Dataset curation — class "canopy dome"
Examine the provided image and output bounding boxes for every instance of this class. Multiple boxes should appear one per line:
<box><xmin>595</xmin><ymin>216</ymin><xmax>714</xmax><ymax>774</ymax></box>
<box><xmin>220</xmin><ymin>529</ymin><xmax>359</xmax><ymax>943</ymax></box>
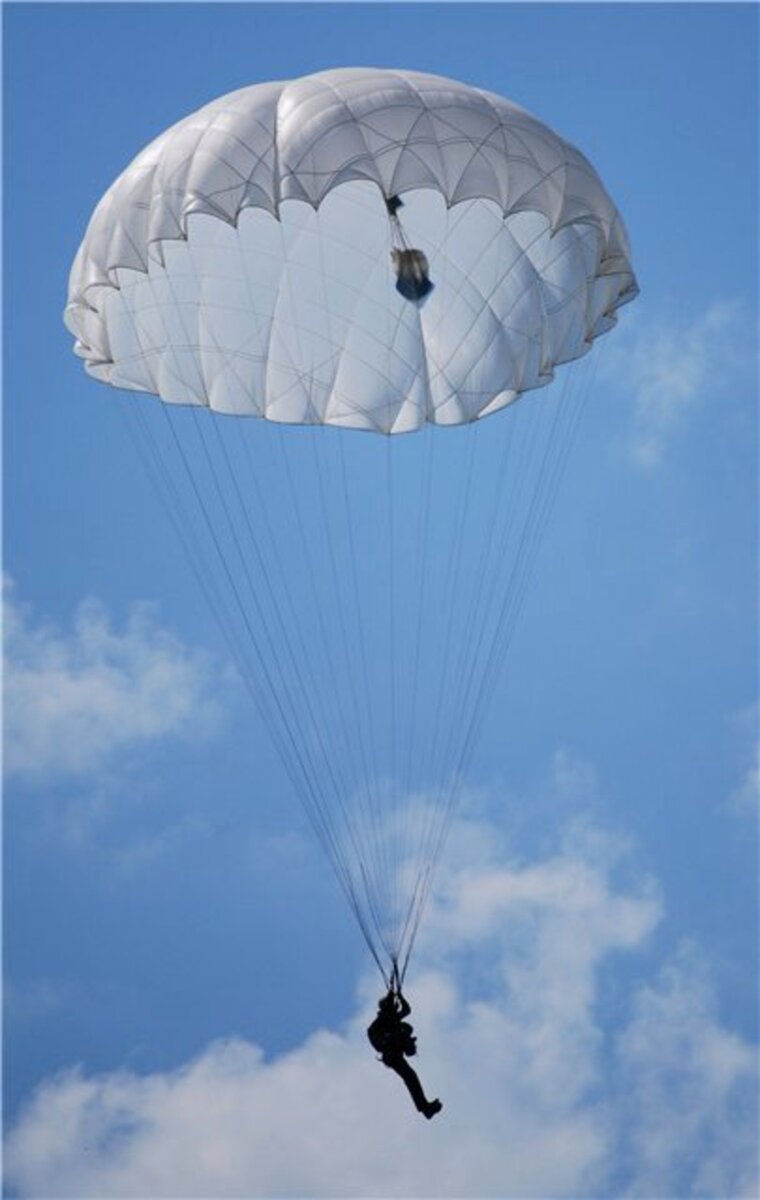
<box><xmin>65</xmin><ymin>67</ymin><xmax>638</xmax><ymax>432</ymax></box>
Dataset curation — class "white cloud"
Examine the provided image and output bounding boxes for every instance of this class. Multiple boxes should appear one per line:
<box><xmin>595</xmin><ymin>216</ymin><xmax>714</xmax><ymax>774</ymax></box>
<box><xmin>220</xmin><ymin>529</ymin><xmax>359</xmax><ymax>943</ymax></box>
<box><xmin>725</xmin><ymin>704</ymin><xmax>759</xmax><ymax>819</ymax></box>
<box><xmin>731</xmin><ymin>757</ymin><xmax>759</xmax><ymax>818</ymax></box>
<box><xmin>604</xmin><ymin>301</ymin><xmax>746</xmax><ymax>469</ymax></box>
<box><xmin>3</xmin><ymin>581</ymin><xmax>223</xmax><ymax>784</ymax></box>
<box><xmin>3</xmin><ymin>978</ymin><xmax>73</xmax><ymax>1024</ymax></box>
<box><xmin>617</xmin><ymin>944</ymin><xmax>758</xmax><ymax>1199</ymax></box>
<box><xmin>4</xmin><ymin>809</ymin><xmax>757</xmax><ymax>1199</ymax></box>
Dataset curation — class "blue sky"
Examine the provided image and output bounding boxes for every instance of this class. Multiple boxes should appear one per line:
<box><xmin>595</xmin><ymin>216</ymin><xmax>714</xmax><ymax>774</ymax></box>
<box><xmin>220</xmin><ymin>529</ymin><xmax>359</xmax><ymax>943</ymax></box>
<box><xmin>3</xmin><ymin>4</ymin><xmax>758</xmax><ymax>1197</ymax></box>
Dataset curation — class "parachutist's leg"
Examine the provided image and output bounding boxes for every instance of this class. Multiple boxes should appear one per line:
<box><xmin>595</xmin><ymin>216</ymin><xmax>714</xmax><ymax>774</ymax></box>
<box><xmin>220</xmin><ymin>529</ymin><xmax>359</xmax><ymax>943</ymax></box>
<box><xmin>383</xmin><ymin>1053</ymin><xmax>441</xmax><ymax>1117</ymax></box>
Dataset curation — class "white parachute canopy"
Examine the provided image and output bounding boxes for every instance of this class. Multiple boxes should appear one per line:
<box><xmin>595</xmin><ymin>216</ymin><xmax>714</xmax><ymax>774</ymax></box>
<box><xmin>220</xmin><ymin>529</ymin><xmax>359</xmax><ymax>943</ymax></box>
<box><xmin>65</xmin><ymin>68</ymin><xmax>637</xmax><ymax>982</ymax></box>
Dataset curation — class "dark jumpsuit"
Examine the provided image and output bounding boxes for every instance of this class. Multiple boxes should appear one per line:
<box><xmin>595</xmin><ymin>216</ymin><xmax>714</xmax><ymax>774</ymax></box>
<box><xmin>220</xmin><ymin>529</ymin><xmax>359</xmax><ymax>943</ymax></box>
<box><xmin>367</xmin><ymin>990</ymin><xmax>442</xmax><ymax>1118</ymax></box>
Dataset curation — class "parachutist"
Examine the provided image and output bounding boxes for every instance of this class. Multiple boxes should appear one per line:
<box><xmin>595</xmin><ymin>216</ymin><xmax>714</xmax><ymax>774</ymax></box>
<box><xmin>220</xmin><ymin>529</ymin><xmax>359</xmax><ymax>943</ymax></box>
<box><xmin>367</xmin><ymin>987</ymin><xmax>442</xmax><ymax>1119</ymax></box>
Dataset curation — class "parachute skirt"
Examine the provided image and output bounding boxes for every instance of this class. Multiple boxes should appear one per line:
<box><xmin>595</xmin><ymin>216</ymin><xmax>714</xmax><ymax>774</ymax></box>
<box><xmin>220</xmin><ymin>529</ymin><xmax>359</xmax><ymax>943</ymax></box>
<box><xmin>66</xmin><ymin>183</ymin><xmax>633</xmax><ymax>436</ymax></box>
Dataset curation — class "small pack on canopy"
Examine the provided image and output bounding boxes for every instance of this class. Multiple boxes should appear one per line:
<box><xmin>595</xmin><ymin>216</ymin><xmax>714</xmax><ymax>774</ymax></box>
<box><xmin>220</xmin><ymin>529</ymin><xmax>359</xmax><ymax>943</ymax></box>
<box><xmin>391</xmin><ymin>247</ymin><xmax>434</xmax><ymax>302</ymax></box>
<box><xmin>385</xmin><ymin>193</ymin><xmax>434</xmax><ymax>303</ymax></box>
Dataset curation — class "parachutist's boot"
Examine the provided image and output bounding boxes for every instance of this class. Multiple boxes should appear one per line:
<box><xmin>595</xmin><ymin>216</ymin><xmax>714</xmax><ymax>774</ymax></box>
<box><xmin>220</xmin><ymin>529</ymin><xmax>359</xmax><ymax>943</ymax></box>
<box><xmin>423</xmin><ymin>1099</ymin><xmax>442</xmax><ymax>1119</ymax></box>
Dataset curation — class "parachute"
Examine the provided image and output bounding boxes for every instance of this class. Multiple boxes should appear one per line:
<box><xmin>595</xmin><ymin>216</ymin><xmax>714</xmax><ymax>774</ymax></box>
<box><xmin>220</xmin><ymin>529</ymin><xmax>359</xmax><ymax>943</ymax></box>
<box><xmin>65</xmin><ymin>68</ymin><xmax>638</xmax><ymax>986</ymax></box>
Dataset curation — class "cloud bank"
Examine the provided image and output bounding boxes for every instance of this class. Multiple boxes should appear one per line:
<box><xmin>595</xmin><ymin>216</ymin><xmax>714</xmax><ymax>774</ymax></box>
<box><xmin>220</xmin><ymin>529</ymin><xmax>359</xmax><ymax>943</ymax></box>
<box><xmin>4</xmin><ymin>814</ymin><xmax>757</xmax><ymax>1199</ymax></box>
<box><xmin>3</xmin><ymin>581</ymin><xmax>222</xmax><ymax>783</ymax></box>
